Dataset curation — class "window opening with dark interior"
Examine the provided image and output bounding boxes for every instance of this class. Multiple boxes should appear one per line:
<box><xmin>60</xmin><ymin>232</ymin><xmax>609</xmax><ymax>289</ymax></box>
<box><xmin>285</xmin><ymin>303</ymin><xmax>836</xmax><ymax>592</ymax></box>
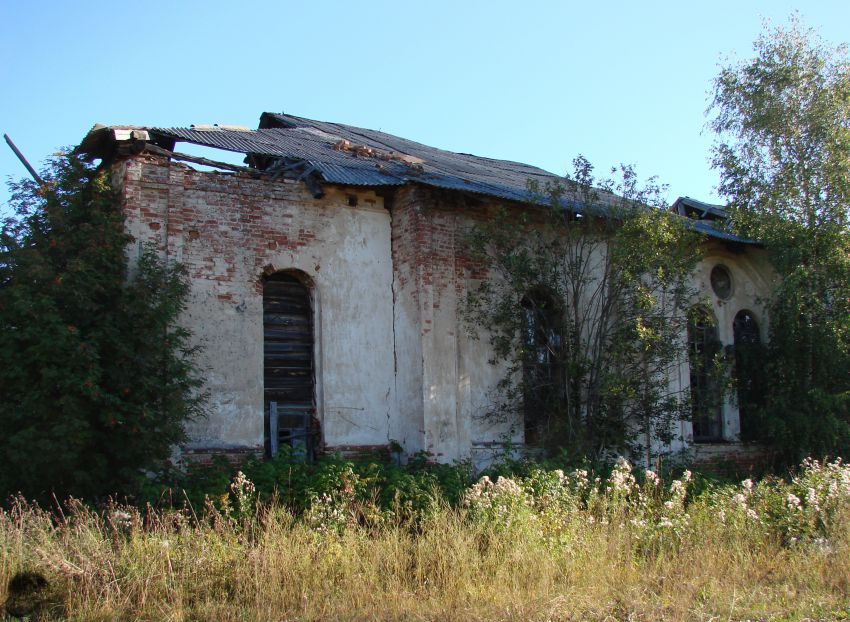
<box><xmin>263</xmin><ymin>272</ymin><xmax>316</xmax><ymax>460</ymax></box>
<box><xmin>733</xmin><ymin>309</ymin><xmax>763</xmax><ymax>440</ymax></box>
<box><xmin>687</xmin><ymin>306</ymin><xmax>723</xmax><ymax>442</ymax></box>
<box><xmin>521</xmin><ymin>291</ymin><xmax>564</xmax><ymax>446</ymax></box>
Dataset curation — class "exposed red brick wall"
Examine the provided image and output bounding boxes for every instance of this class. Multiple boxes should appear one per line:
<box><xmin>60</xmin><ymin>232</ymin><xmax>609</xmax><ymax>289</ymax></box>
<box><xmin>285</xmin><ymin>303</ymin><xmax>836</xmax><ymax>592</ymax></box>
<box><xmin>389</xmin><ymin>185</ymin><xmax>426</xmax><ymax>300</ymax></box>
<box><xmin>117</xmin><ymin>153</ymin><xmax>339</xmax><ymax>299</ymax></box>
<box><xmin>390</xmin><ymin>184</ymin><xmax>492</xmax><ymax>310</ymax></box>
<box><xmin>693</xmin><ymin>443</ymin><xmax>776</xmax><ymax>479</ymax></box>
<box><xmin>181</xmin><ymin>444</ymin><xmax>393</xmax><ymax>467</ymax></box>
<box><xmin>322</xmin><ymin>444</ymin><xmax>393</xmax><ymax>461</ymax></box>
<box><xmin>181</xmin><ymin>447</ymin><xmax>263</xmax><ymax>466</ymax></box>
<box><xmin>120</xmin><ymin>158</ymin><xmax>496</xmax><ymax>328</ymax></box>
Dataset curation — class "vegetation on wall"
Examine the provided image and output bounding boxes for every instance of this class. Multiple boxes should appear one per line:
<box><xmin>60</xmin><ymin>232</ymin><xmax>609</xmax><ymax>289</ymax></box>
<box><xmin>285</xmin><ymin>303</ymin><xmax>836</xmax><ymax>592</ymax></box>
<box><xmin>0</xmin><ymin>153</ymin><xmax>205</xmax><ymax>501</ymax></box>
<box><xmin>464</xmin><ymin>157</ymin><xmax>704</xmax><ymax>465</ymax></box>
<box><xmin>710</xmin><ymin>18</ymin><xmax>850</xmax><ymax>460</ymax></box>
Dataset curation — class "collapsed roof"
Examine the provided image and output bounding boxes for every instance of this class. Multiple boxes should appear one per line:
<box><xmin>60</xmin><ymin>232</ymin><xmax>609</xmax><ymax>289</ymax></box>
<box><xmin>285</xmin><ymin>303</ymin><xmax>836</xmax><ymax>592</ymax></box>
<box><xmin>78</xmin><ymin>112</ymin><xmax>754</xmax><ymax>244</ymax></box>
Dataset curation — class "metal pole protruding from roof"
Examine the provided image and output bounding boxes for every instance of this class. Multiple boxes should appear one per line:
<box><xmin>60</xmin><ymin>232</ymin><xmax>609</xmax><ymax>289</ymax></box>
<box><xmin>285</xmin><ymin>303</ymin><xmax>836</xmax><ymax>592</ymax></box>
<box><xmin>4</xmin><ymin>134</ymin><xmax>45</xmax><ymax>187</ymax></box>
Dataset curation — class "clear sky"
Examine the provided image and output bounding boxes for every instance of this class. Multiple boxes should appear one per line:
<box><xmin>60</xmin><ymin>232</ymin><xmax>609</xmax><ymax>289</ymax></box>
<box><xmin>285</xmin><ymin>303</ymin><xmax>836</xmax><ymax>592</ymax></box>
<box><xmin>2</xmin><ymin>1</ymin><xmax>848</xmax><ymax>216</ymax></box>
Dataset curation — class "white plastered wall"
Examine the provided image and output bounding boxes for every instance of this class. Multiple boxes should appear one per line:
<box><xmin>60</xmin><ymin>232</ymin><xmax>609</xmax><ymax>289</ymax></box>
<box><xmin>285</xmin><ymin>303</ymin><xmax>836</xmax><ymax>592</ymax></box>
<box><xmin>119</xmin><ymin>157</ymin><xmax>402</xmax><ymax>453</ymax></box>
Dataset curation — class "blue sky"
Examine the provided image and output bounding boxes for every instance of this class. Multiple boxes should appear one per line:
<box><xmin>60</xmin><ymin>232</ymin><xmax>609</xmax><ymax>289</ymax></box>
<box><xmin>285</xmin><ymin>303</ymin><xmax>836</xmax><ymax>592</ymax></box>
<box><xmin>2</xmin><ymin>1</ymin><xmax>848</xmax><ymax>216</ymax></box>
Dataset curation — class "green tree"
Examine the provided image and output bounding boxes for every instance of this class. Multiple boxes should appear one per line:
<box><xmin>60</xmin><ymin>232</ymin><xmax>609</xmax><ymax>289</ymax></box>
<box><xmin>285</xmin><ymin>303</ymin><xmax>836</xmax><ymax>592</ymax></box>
<box><xmin>0</xmin><ymin>153</ymin><xmax>205</xmax><ymax>501</ymax></box>
<box><xmin>464</xmin><ymin>157</ymin><xmax>702</xmax><ymax>465</ymax></box>
<box><xmin>710</xmin><ymin>18</ymin><xmax>850</xmax><ymax>459</ymax></box>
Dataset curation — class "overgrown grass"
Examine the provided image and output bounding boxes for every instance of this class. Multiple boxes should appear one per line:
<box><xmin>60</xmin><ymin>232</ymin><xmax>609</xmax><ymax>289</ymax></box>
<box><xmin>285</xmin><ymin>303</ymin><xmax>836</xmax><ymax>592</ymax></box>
<box><xmin>2</xmin><ymin>458</ymin><xmax>849</xmax><ymax>621</ymax></box>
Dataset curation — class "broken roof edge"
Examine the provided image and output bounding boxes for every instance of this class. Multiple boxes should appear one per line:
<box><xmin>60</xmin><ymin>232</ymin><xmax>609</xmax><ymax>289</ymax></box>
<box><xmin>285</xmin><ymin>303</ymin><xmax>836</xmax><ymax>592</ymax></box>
<box><xmin>76</xmin><ymin>124</ymin><xmax>151</xmax><ymax>160</ymax></box>
<box><xmin>670</xmin><ymin>196</ymin><xmax>758</xmax><ymax>246</ymax></box>
<box><xmin>76</xmin><ymin>118</ymin><xmax>758</xmax><ymax>246</ymax></box>
<box><xmin>673</xmin><ymin>195</ymin><xmax>729</xmax><ymax>219</ymax></box>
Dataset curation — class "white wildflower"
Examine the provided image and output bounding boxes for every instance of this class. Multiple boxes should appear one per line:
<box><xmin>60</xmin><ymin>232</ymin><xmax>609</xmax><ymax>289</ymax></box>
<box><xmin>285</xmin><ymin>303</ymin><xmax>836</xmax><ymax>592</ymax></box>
<box><xmin>827</xmin><ymin>481</ymin><xmax>839</xmax><ymax>500</ymax></box>
<box><xmin>802</xmin><ymin>457</ymin><xmax>821</xmax><ymax>472</ymax></box>
<box><xmin>112</xmin><ymin>510</ymin><xmax>131</xmax><ymax>522</ymax></box>
<box><xmin>494</xmin><ymin>476</ymin><xmax>522</xmax><ymax>496</ymax></box>
<box><xmin>111</xmin><ymin>510</ymin><xmax>133</xmax><ymax>531</ymax></box>
<box><xmin>806</xmin><ymin>487</ymin><xmax>819</xmax><ymax>510</ymax></box>
<box><xmin>608</xmin><ymin>459</ymin><xmax>636</xmax><ymax>493</ymax></box>
<box><xmin>616</xmin><ymin>457</ymin><xmax>633</xmax><ymax>472</ymax></box>
<box><xmin>572</xmin><ymin>469</ymin><xmax>589</xmax><ymax>490</ymax></box>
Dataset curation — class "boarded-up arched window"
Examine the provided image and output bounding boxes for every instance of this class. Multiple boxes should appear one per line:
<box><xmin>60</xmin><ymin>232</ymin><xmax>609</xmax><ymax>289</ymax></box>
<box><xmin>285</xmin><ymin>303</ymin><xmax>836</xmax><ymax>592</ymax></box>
<box><xmin>687</xmin><ymin>307</ymin><xmax>723</xmax><ymax>442</ymax></box>
<box><xmin>263</xmin><ymin>273</ymin><xmax>315</xmax><ymax>458</ymax></box>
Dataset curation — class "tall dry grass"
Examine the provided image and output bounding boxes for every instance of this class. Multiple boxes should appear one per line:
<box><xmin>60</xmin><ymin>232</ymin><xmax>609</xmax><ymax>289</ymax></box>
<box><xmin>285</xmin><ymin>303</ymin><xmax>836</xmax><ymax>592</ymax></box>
<box><xmin>2</xmin><ymin>460</ymin><xmax>849</xmax><ymax>621</ymax></box>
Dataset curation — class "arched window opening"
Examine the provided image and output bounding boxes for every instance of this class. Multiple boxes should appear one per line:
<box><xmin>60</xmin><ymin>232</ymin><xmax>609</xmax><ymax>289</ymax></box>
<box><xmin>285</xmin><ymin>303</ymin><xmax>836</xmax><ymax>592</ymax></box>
<box><xmin>733</xmin><ymin>310</ymin><xmax>763</xmax><ymax>440</ymax></box>
<box><xmin>263</xmin><ymin>272</ymin><xmax>316</xmax><ymax>459</ymax></box>
<box><xmin>687</xmin><ymin>307</ymin><xmax>723</xmax><ymax>442</ymax></box>
<box><xmin>521</xmin><ymin>291</ymin><xmax>564</xmax><ymax>446</ymax></box>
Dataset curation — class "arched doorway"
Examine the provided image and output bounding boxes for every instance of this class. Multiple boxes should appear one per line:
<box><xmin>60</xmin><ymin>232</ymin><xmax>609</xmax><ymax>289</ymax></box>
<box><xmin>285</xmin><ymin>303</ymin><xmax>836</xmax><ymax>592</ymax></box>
<box><xmin>263</xmin><ymin>272</ymin><xmax>316</xmax><ymax>458</ymax></box>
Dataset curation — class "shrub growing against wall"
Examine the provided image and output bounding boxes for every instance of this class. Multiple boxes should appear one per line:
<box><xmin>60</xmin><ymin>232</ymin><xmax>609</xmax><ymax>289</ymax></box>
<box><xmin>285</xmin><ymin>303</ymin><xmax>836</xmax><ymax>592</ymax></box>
<box><xmin>464</xmin><ymin>157</ymin><xmax>703</xmax><ymax>464</ymax></box>
<box><xmin>0</xmin><ymin>153</ymin><xmax>205</xmax><ymax>501</ymax></box>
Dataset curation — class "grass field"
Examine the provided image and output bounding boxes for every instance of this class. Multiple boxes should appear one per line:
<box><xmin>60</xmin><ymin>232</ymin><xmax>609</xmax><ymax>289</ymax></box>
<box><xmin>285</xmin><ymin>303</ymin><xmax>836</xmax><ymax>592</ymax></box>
<box><xmin>2</xmin><ymin>458</ymin><xmax>849</xmax><ymax>621</ymax></box>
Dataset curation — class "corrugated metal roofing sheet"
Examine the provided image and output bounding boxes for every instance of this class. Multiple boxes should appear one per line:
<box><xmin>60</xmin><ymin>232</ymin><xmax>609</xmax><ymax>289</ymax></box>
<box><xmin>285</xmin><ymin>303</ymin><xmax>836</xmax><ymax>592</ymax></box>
<box><xmin>146</xmin><ymin>113</ymin><xmax>755</xmax><ymax>245</ymax></box>
<box><xmin>151</xmin><ymin>120</ymin><xmax>550</xmax><ymax>203</ymax></box>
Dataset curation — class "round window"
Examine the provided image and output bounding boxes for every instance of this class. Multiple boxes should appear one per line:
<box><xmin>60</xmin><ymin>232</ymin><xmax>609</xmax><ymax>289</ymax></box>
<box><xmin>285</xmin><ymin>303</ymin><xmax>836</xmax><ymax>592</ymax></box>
<box><xmin>710</xmin><ymin>265</ymin><xmax>732</xmax><ymax>299</ymax></box>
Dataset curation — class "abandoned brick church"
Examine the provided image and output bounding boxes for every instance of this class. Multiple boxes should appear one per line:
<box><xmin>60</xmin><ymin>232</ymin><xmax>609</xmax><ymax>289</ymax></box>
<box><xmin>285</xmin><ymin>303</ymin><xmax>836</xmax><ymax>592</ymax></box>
<box><xmin>79</xmin><ymin>112</ymin><xmax>774</xmax><ymax>467</ymax></box>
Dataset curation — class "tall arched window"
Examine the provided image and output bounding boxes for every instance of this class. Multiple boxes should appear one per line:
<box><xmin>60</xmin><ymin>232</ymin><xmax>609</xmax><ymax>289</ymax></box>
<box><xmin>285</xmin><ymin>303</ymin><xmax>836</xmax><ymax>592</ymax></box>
<box><xmin>521</xmin><ymin>290</ymin><xmax>564</xmax><ymax>446</ymax></box>
<box><xmin>263</xmin><ymin>272</ymin><xmax>316</xmax><ymax>458</ymax></box>
<box><xmin>687</xmin><ymin>307</ymin><xmax>723</xmax><ymax>442</ymax></box>
<box><xmin>733</xmin><ymin>310</ymin><xmax>762</xmax><ymax>440</ymax></box>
